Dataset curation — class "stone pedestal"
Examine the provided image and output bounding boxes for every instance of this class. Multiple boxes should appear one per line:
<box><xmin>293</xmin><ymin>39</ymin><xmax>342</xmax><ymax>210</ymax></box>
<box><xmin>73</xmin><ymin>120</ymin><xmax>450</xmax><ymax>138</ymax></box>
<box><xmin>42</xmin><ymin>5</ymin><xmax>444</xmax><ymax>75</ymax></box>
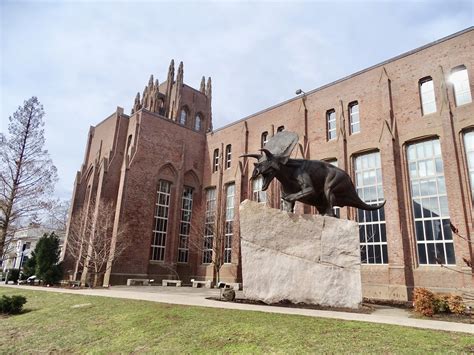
<box><xmin>240</xmin><ymin>200</ymin><xmax>362</xmax><ymax>309</ymax></box>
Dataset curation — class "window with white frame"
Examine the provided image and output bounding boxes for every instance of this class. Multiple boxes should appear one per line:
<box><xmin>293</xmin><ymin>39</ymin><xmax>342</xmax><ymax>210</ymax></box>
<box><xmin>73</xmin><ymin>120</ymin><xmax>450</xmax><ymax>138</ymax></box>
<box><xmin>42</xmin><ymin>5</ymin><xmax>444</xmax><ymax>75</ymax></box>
<box><xmin>178</xmin><ymin>186</ymin><xmax>193</xmax><ymax>263</ymax></box>
<box><xmin>419</xmin><ymin>77</ymin><xmax>437</xmax><ymax>115</ymax></box>
<box><xmin>261</xmin><ymin>132</ymin><xmax>268</xmax><ymax>147</ymax></box>
<box><xmin>463</xmin><ymin>130</ymin><xmax>474</xmax><ymax>202</ymax></box>
<box><xmin>202</xmin><ymin>188</ymin><xmax>216</xmax><ymax>264</ymax></box>
<box><xmin>194</xmin><ymin>114</ymin><xmax>202</xmax><ymax>131</ymax></box>
<box><xmin>225</xmin><ymin>144</ymin><xmax>232</xmax><ymax>169</ymax></box>
<box><xmin>450</xmin><ymin>66</ymin><xmax>472</xmax><ymax>106</ymax></box>
<box><xmin>327</xmin><ymin>109</ymin><xmax>336</xmax><ymax>141</ymax></box>
<box><xmin>252</xmin><ymin>176</ymin><xmax>267</xmax><ymax>203</ymax></box>
<box><xmin>355</xmin><ymin>152</ymin><xmax>387</xmax><ymax>264</ymax></box>
<box><xmin>407</xmin><ymin>139</ymin><xmax>455</xmax><ymax>265</ymax></box>
<box><xmin>327</xmin><ymin>159</ymin><xmax>340</xmax><ymax>218</ymax></box>
<box><xmin>349</xmin><ymin>102</ymin><xmax>360</xmax><ymax>134</ymax></box>
<box><xmin>179</xmin><ymin>108</ymin><xmax>188</xmax><ymax>125</ymax></box>
<box><xmin>213</xmin><ymin>149</ymin><xmax>219</xmax><ymax>173</ymax></box>
<box><xmin>224</xmin><ymin>184</ymin><xmax>235</xmax><ymax>264</ymax></box>
<box><xmin>151</xmin><ymin>180</ymin><xmax>171</xmax><ymax>261</ymax></box>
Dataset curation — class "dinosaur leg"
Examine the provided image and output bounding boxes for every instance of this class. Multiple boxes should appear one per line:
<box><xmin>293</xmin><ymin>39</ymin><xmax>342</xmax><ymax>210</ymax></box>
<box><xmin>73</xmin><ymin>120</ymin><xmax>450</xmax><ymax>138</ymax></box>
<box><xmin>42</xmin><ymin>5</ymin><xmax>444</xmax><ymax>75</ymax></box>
<box><xmin>281</xmin><ymin>199</ymin><xmax>295</xmax><ymax>213</ymax></box>
<box><xmin>284</xmin><ymin>172</ymin><xmax>314</xmax><ymax>202</ymax></box>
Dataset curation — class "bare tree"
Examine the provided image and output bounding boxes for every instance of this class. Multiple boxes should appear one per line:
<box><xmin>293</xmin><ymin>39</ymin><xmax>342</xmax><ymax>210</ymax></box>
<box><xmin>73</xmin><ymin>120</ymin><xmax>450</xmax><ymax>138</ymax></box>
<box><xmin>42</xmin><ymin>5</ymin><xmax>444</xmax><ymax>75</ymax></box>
<box><xmin>67</xmin><ymin>199</ymin><xmax>129</xmax><ymax>287</ymax></box>
<box><xmin>0</xmin><ymin>97</ymin><xmax>58</xmax><ymax>259</ymax></box>
<box><xmin>44</xmin><ymin>199</ymin><xmax>70</xmax><ymax>231</ymax></box>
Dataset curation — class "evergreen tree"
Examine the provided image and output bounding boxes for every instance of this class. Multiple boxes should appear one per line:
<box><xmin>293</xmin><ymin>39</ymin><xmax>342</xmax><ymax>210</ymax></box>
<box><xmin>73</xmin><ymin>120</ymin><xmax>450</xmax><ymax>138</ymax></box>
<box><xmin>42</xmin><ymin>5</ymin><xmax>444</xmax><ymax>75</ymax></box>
<box><xmin>34</xmin><ymin>232</ymin><xmax>62</xmax><ymax>284</ymax></box>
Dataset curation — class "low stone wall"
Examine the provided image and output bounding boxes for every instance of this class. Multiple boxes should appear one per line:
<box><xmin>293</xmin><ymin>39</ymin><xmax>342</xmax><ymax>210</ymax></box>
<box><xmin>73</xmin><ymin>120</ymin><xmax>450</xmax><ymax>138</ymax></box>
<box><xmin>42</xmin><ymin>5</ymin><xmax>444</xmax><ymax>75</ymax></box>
<box><xmin>240</xmin><ymin>200</ymin><xmax>362</xmax><ymax>309</ymax></box>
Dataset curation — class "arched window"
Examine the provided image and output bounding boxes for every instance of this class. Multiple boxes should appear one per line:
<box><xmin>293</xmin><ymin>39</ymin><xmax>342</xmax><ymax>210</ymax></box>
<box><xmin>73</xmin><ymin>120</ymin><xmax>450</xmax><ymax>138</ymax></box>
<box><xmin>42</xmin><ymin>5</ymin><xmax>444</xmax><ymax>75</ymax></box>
<box><xmin>277</xmin><ymin>126</ymin><xmax>285</xmax><ymax>133</ymax></box>
<box><xmin>419</xmin><ymin>77</ymin><xmax>437</xmax><ymax>115</ymax></box>
<box><xmin>225</xmin><ymin>144</ymin><xmax>232</xmax><ymax>169</ymax></box>
<box><xmin>213</xmin><ymin>149</ymin><xmax>219</xmax><ymax>172</ymax></box>
<box><xmin>151</xmin><ymin>180</ymin><xmax>171</xmax><ymax>261</ymax></box>
<box><xmin>450</xmin><ymin>65</ymin><xmax>472</xmax><ymax>106</ymax></box>
<box><xmin>179</xmin><ymin>107</ymin><xmax>188</xmax><ymax>125</ymax></box>
<box><xmin>349</xmin><ymin>102</ymin><xmax>360</xmax><ymax>134</ymax></box>
<box><xmin>194</xmin><ymin>114</ymin><xmax>202</xmax><ymax>131</ymax></box>
<box><xmin>261</xmin><ymin>131</ymin><xmax>268</xmax><ymax>148</ymax></box>
<box><xmin>326</xmin><ymin>109</ymin><xmax>336</xmax><ymax>141</ymax></box>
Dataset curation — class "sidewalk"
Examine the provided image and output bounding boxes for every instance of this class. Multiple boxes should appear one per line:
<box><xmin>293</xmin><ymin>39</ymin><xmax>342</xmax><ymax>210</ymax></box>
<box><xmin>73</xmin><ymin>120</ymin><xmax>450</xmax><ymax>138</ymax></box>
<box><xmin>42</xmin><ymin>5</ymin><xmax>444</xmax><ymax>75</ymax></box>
<box><xmin>2</xmin><ymin>284</ymin><xmax>473</xmax><ymax>335</ymax></box>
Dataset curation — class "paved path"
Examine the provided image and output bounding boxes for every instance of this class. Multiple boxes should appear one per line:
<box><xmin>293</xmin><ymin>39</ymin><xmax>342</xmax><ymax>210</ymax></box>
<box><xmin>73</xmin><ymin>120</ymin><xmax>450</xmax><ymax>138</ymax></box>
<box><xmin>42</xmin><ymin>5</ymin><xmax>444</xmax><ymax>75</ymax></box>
<box><xmin>2</xmin><ymin>284</ymin><xmax>473</xmax><ymax>334</ymax></box>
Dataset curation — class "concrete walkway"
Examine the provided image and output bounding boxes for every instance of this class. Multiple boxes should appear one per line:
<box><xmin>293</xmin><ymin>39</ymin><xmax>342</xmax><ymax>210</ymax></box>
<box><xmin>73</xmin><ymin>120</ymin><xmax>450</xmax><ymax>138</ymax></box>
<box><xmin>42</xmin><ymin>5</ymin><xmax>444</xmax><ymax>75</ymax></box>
<box><xmin>2</xmin><ymin>284</ymin><xmax>473</xmax><ymax>335</ymax></box>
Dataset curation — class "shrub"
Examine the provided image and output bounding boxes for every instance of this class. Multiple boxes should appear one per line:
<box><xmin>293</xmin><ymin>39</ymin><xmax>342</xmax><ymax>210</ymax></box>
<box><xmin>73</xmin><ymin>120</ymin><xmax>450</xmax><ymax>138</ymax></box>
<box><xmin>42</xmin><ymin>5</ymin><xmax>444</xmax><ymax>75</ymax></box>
<box><xmin>34</xmin><ymin>233</ymin><xmax>63</xmax><ymax>285</ymax></box>
<box><xmin>413</xmin><ymin>288</ymin><xmax>435</xmax><ymax>317</ymax></box>
<box><xmin>447</xmin><ymin>295</ymin><xmax>465</xmax><ymax>315</ymax></box>
<box><xmin>433</xmin><ymin>294</ymin><xmax>450</xmax><ymax>313</ymax></box>
<box><xmin>0</xmin><ymin>295</ymin><xmax>27</xmax><ymax>314</ymax></box>
<box><xmin>6</xmin><ymin>269</ymin><xmax>20</xmax><ymax>284</ymax></box>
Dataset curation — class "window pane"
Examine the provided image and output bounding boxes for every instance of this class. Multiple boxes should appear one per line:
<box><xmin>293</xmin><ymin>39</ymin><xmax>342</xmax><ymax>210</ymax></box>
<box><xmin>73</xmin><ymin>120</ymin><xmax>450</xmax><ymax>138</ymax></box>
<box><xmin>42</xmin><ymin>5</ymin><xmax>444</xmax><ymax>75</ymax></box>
<box><xmin>464</xmin><ymin>131</ymin><xmax>474</xmax><ymax>202</ymax></box>
<box><xmin>354</xmin><ymin>151</ymin><xmax>387</xmax><ymax>264</ymax></box>
<box><xmin>450</xmin><ymin>67</ymin><xmax>472</xmax><ymax>106</ymax></box>
<box><xmin>420</xmin><ymin>79</ymin><xmax>437</xmax><ymax>115</ymax></box>
<box><xmin>407</xmin><ymin>139</ymin><xmax>455</xmax><ymax>265</ymax></box>
<box><xmin>151</xmin><ymin>180</ymin><xmax>171</xmax><ymax>261</ymax></box>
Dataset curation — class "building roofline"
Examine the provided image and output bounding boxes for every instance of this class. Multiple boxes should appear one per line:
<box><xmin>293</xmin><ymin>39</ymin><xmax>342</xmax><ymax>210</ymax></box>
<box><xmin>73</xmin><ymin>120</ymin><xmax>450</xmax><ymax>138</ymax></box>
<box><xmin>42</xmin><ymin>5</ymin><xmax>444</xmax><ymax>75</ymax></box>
<box><xmin>212</xmin><ymin>26</ymin><xmax>473</xmax><ymax>134</ymax></box>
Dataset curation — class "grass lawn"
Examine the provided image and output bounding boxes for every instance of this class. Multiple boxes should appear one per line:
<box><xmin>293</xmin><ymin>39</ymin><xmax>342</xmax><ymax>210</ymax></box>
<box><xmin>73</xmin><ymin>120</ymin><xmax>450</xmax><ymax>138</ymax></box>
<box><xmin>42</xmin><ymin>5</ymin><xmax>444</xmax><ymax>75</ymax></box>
<box><xmin>1</xmin><ymin>287</ymin><xmax>473</xmax><ymax>353</ymax></box>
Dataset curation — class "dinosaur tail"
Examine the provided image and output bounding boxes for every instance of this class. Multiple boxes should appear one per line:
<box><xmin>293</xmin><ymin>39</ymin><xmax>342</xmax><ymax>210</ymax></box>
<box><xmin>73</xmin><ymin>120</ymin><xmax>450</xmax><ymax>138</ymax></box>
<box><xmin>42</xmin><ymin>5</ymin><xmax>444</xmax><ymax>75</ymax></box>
<box><xmin>344</xmin><ymin>190</ymin><xmax>386</xmax><ymax>211</ymax></box>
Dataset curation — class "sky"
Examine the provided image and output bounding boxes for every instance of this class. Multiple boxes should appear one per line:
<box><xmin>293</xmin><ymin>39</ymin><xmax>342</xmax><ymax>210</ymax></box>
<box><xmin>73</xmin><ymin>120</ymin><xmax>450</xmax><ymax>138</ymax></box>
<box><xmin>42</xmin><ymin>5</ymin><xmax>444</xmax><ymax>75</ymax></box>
<box><xmin>1</xmin><ymin>0</ymin><xmax>473</xmax><ymax>200</ymax></box>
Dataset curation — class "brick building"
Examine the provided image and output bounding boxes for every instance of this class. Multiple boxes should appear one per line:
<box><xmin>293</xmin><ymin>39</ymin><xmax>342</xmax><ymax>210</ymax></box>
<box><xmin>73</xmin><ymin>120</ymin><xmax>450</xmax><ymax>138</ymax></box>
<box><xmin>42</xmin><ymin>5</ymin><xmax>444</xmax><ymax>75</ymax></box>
<box><xmin>63</xmin><ymin>28</ymin><xmax>474</xmax><ymax>300</ymax></box>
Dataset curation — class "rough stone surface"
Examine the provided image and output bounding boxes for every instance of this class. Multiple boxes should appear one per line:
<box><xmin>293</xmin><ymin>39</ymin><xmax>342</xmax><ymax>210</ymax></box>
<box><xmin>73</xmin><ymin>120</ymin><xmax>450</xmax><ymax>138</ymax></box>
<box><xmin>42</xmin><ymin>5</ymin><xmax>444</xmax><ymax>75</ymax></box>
<box><xmin>240</xmin><ymin>200</ymin><xmax>362</xmax><ymax>309</ymax></box>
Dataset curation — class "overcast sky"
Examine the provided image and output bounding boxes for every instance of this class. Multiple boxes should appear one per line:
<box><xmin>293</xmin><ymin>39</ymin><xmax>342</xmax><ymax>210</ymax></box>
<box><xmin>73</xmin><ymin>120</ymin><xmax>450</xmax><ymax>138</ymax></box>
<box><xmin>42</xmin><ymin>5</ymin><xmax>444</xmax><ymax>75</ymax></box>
<box><xmin>1</xmin><ymin>0</ymin><xmax>473</xmax><ymax>200</ymax></box>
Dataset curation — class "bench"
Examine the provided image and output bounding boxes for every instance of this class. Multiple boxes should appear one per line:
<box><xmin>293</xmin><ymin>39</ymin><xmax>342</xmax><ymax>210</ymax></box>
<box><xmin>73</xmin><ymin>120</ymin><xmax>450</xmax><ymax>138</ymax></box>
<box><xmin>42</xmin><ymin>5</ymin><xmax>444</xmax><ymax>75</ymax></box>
<box><xmin>192</xmin><ymin>280</ymin><xmax>212</xmax><ymax>288</ymax></box>
<box><xmin>162</xmin><ymin>279</ymin><xmax>182</xmax><ymax>287</ymax></box>
<box><xmin>126</xmin><ymin>278</ymin><xmax>149</xmax><ymax>286</ymax></box>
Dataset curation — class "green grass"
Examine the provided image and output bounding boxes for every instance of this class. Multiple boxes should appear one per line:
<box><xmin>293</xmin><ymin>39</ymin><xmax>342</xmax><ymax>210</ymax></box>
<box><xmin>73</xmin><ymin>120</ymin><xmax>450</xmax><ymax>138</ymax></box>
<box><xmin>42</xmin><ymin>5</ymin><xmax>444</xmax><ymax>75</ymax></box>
<box><xmin>0</xmin><ymin>287</ymin><xmax>473</xmax><ymax>353</ymax></box>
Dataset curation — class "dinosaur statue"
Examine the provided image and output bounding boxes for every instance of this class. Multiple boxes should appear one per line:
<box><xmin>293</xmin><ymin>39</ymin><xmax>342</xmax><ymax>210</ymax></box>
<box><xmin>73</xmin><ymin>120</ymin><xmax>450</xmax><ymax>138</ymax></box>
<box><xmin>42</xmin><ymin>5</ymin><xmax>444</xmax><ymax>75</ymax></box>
<box><xmin>241</xmin><ymin>131</ymin><xmax>385</xmax><ymax>216</ymax></box>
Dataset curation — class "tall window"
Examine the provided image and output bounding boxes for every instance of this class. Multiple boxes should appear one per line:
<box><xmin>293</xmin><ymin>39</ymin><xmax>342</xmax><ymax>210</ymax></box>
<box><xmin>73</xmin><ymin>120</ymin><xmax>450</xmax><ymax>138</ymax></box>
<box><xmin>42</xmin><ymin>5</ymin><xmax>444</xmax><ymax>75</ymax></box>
<box><xmin>179</xmin><ymin>108</ymin><xmax>188</xmax><ymax>125</ymax></box>
<box><xmin>213</xmin><ymin>149</ymin><xmax>219</xmax><ymax>173</ymax></box>
<box><xmin>194</xmin><ymin>114</ymin><xmax>202</xmax><ymax>131</ymax></box>
<box><xmin>407</xmin><ymin>139</ymin><xmax>455</xmax><ymax>265</ymax></box>
<box><xmin>252</xmin><ymin>176</ymin><xmax>267</xmax><ymax>203</ymax></box>
<box><xmin>450</xmin><ymin>66</ymin><xmax>472</xmax><ymax>106</ymax></box>
<box><xmin>355</xmin><ymin>152</ymin><xmax>387</xmax><ymax>264</ymax></box>
<box><xmin>277</xmin><ymin>125</ymin><xmax>285</xmax><ymax>132</ymax></box>
<box><xmin>349</xmin><ymin>102</ymin><xmax>360</xmax><ymax>134</ymax></box>
<box><xmin>261</xmin><ymin>132</ymin><xmax>268</xmax><ymax>147</ymax></box>
<box><xmin>464</xmin><ymin>131</ymin><xmax>474</xmax><ymax>201</ymax></box>
<box><xmin>225</xmin><ymin>144</ymin><xmax>232</xmax><ymax>169</ymax></box>
<box><xmin>151</xmin><ymin>180</ymin><xmax>171</xmax><ymax>261</ymax></box>
<box><xmin>224</xmin><ymin>184</ymin><xmax>235</xmax><ymax>264</ymax></box>
<box><xmin>178</xmin><ymin>187</ymin><xmax>193</xmax><ymax>263</ymax></box>
<box><xmin>327</xmin><ymin>109</ymin><xmax>336</xmax><ymax>141</ymax></box>
<box><xmin>419</xmin><ymin>77</ymin><xmax>437</xmax><ymax>115</ymax></box>
<box><xmin>327</xmin><ymin>159</ymin><xmax>340</xmax><ymax>218</ymax></box>
<box><xmin>202</xmin><ymin>188</ymin><xmax>216</xmax><ymax>264</ymax></box>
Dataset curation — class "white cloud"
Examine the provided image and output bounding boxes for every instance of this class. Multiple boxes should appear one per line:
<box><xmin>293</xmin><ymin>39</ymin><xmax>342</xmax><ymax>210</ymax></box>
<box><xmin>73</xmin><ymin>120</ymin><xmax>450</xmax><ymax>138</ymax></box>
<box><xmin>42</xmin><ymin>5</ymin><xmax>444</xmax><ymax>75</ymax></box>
<box><xmin>1</xmin><ymin>0</ymin><xmax>472</xmax><ymax>200</ymax></box>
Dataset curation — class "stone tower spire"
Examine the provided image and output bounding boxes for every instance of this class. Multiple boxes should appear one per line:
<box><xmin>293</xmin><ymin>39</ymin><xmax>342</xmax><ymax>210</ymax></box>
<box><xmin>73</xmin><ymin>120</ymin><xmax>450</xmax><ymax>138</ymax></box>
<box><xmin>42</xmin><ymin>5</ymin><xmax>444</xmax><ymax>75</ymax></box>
<box><xmin>165</xmin><ymin>59</ymin><xmax>175</xmax><ymax>118</ymax></box>
<box><xmin>171</xmin><ymin>61</ymin><xmax>184</xmax><ymax>121</ymax></box>
<box><xmin>200</xmin><ymin>76</ymin><xmax>206</xmax><ymax>93</ymax></box>
<box><xmin>141</xmin><ymin>85</ymin><xmax>149</xmax><ymax>109</ymax></box>
<box><xmin>131</xmin><ymin>92</ymin><xmax>141</xmax><ymax>114</ymax></box>
<box><xmin>206</xmin><ymin>77</ymin><xmax>213</xmax><ymax>132</ymax></box>
<box><xmin>176</xmin><ymin>61</ymin><xmax>184</xmax><ymax>86</ymax></box>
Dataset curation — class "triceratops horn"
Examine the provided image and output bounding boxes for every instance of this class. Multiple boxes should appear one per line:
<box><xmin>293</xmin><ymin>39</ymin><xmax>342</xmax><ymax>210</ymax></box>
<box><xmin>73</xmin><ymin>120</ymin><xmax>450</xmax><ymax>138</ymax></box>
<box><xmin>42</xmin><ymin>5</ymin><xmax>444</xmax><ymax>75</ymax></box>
<box><xmin>239</xmin><ymin>153</ymin><xmax>261</xmax><ymax>159</ymax></box>
<box><xmin>259</xmin><ymin>148</ymin><xmax>273</xmax><ymax>159</ymax></box>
